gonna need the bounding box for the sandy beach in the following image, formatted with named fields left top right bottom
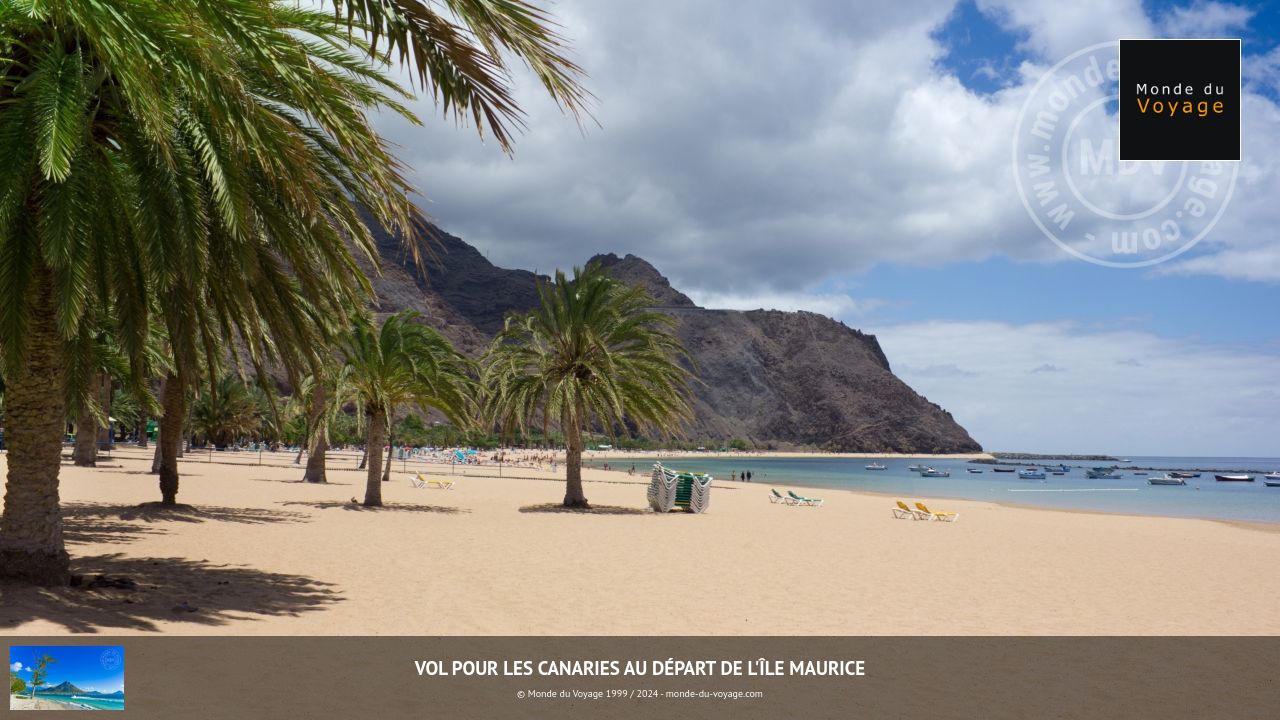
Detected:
left=9, top=695, right=87, bottom=710
left=2, top=445, right=1278, bottom=636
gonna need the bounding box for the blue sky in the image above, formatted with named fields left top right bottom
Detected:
left=379, top=0, right=1280, bottom=455
left=10, top=646, right=125, bottom=694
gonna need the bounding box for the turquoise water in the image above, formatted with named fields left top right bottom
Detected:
left=588, top=456, right=1280, bottom=524
left=43, top=695, right=125, bottom=710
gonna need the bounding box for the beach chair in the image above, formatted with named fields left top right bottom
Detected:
left=787, top=490, right=824, bottom=507
left=893, top=500, right=918, bottom=519
left=409, top=474, right=426, bottom=489
left=769, top=489, right=793, bottom=505
left=915, top=502, right=958, bottom=522
left=414, top=473, right=455, bottom=490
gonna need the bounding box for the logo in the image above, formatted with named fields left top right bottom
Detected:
left=1013, top=41, right=1238, bottom=268
left=100, top=648, right=122, bottom=671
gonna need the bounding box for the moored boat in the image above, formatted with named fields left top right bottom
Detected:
left=865, top=462, right=886, bottom=470
left=967, top=468, right=983, bottom=474
left=1085, top=466, right=1123, bottom=479
left=1215, top=474, right=1254, bottom=482
left=1264, top=479, right=1280, bottom=487
left=907, top=464, right=924, bottom=472
left=1169, top=471, right=1200, bottom=479
left=1018, top=468, right=1046, bottom=479
left=920, top=468, right=950, bottom=477
left=1147, top=475, right=1186, bottom=486
left=992, top=467, right=1016, bottom=473
left=1264, top=472, right=1280, bottom=481
left=1044, top=464, right=1070, bottom=473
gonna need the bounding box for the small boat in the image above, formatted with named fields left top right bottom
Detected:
left=967, top=468, right=983, bottom=474
left=1169, top=471, right=1200, bottom=479
left=1215, top=474, right=1254, bottom=482
left=1051, top=472, right=1065, bottom=476
left=865, top=463, right=886, bottom=470
left=1264, top=472, right=1280, bottom=480
left=920, top=468, right=950, bottom=477
left=907, top=464, right=924, bottom=472
left=1086, top=467, right=1123, bottom=479
left=1147, top=475, right=1186, bottom=486
left=1045, top=464, right=1070, bottom=473
left=1132, top=472, right=1147, bottom=476
left=1018, top=468, right=1046, bottom=479
left=1263, top=479, right=1280, bottom=487
left=992, top=467, right=1016, bottom=473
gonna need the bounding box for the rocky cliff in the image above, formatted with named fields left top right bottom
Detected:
left=367, top=225, right=981, bottom=453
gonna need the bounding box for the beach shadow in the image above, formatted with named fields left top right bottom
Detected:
left=62, top=502, right=311, bottom=526
left=279, top=500, right=467, bottom=514
left=251, top=477, right=353, bottom=486
left=519, top=503, right=648, bottom=516
left=0, top=554, right=342, bottom=633
left=61, top=515, right=169, bottom=547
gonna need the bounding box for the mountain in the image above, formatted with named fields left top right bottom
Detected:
left=39, top=681, right=86, bottom=696
left=367, top=224, right=982, bottom=453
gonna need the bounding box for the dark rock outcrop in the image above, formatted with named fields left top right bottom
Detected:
left=366, top=224, right=981, bottom=453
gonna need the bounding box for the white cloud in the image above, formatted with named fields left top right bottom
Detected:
left=979, top=0, right=1155, bottom=58
left=875, top=320, right=1280, bottom=455
left=684, top=289, right=884, bottom=318
left=375, top=0, right=1280, bottom=288
left=1159, top=1, right=1254, bottom=37
left=10, top=662, right=21, bottom=672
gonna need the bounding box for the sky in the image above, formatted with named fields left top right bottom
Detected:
left=372, top=0, right=1280, bottom=456
left=10, top=646, right=125, bottom=694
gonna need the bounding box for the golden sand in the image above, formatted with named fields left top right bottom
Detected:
left=2, top=446, right=1278, bottom=635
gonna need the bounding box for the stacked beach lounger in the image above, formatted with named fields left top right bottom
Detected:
left=647, top=463, right=712, bottom=513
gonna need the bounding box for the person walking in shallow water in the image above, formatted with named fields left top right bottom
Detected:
left=746, top=470, right=753, bottom=482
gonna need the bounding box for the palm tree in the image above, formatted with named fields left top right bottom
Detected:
left=190, top=376, right=263, bottom=450
left=483, top=265, right=694, bottom=508
left=0, top=0, right=588, bottom=585
left=0, top=3, right=406, bottom=583
left=343, top=311, right=474, bottom=506
left=328, top=0, right=591, bottom=152
left=293, top=366, right=355, bottom=483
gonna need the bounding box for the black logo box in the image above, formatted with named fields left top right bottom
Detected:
left=1119, top=38, right=1241, bottom=161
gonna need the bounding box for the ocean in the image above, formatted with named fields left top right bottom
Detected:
left=44, top=695, right=125, bottom=711
left=588, top=456, right=1280, bottom=524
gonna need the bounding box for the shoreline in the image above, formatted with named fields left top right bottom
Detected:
left=3, top=446, right=1279, bottom=636
left=10, top=694, right=93, bottom=710
left=582, top=450, right=995, bottom=461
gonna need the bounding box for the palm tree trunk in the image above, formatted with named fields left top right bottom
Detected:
left=95, top=373, right=112, bottom=453
left=157, top=372, right=186, bottom=506
left=136, top=414, right=149, bottom=448
left=72, top=408, right=97, bottom=467
left=151, top=430, right=162, bottom=472
left=303, top=434, right=329, bottom=484
left=362, top=408, right=387, bottom=506
left=563, top=417, right=588, bottom=508
left=381, top=418, right=394, bottom=483
left=0, top=263, right=70, bottom=584
left=303, top=383, right=328, bottom=484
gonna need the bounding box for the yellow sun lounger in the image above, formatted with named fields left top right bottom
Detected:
left=915, top=502, right=958, bottom=522
left=411, top=473, right=455, bottom=490
left=893, top=500, right=919, bottom=519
